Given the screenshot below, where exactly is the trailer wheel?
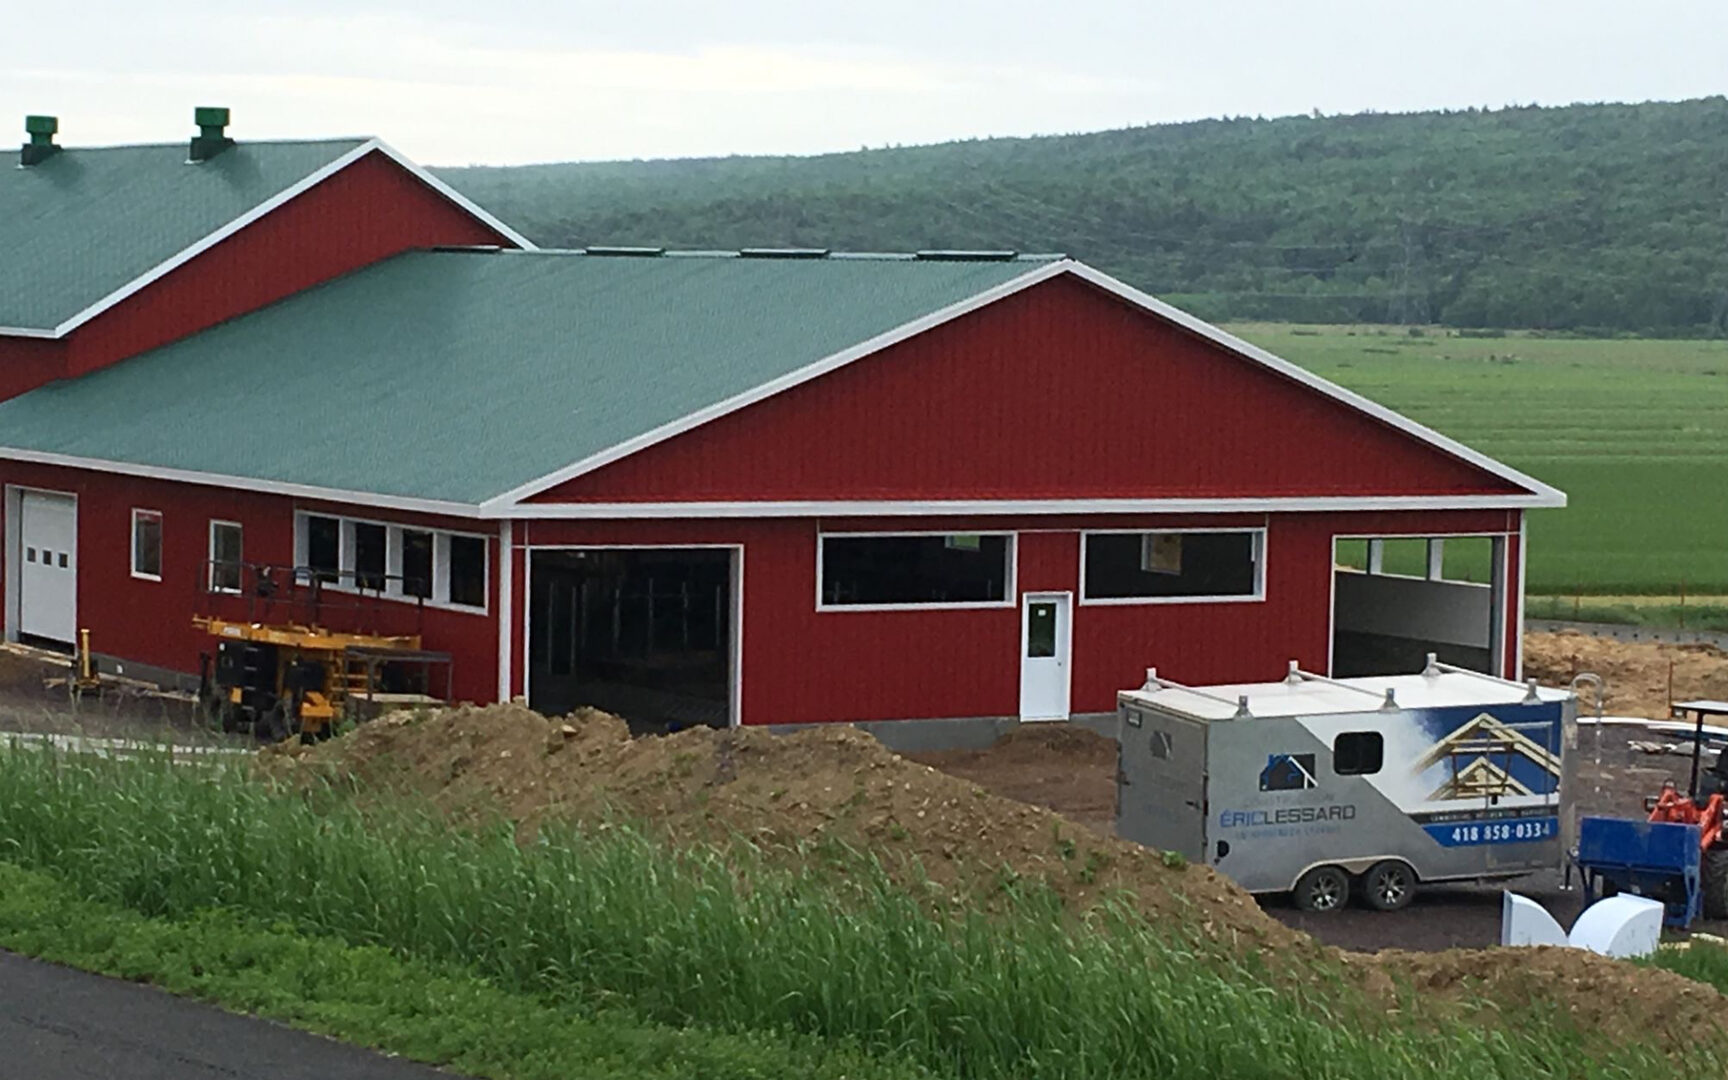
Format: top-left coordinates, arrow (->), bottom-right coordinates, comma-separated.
1360,860 -> 1417,912
1704,847 -> 1728,921
1293,865 -> 1350,913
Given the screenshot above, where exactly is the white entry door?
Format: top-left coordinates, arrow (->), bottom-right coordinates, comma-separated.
1018,591 -> 1072,721
18,491 -> 77,644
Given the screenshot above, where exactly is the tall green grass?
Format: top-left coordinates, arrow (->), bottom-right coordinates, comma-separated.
0,745 -> 1701,1080
0,860 -> 932,1080
1647,939 -> 1728,996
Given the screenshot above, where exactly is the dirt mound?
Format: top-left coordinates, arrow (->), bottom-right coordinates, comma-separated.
270,703 -> 1728,1046
1362,946 -> 1728,1048
277,704 -> 1288,946
1525,630 -> 1728,718
906,723 -> 1118,831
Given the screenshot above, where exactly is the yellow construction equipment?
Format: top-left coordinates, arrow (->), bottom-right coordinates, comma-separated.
194,615 -> 452,743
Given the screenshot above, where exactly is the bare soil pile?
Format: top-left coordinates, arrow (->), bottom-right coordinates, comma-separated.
1360,947 -> 1728,1048
906,724 -> 1118,832
1525,630 -> 1728,718
277,703 -> 1287,946
272,702 -> 1728,1046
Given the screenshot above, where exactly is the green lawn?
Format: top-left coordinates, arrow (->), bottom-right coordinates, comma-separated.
1228,325 -> 1728,594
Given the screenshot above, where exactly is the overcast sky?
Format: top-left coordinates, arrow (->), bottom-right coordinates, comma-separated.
6,0 -> 1726,166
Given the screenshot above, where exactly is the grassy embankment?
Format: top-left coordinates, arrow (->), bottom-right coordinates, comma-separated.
0,743 -> 1721,1080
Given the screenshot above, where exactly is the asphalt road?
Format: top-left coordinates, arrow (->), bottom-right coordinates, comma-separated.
0,950 -> 460,1079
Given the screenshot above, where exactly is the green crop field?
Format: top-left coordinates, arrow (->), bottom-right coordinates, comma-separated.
1227,325 -> 1728,595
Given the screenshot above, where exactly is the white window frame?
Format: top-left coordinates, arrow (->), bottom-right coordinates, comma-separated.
130,508 -> 163,582
293,510 -> 491,615
1078,527 -> 1267,606
815,530 -> 1018,613
207,519 -> 243,594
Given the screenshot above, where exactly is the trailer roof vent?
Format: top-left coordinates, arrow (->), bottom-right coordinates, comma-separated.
189,106 -> 234,162
21,115 -> 59,166
1380,687 -> 1399,711
1233,694 -> 1252,719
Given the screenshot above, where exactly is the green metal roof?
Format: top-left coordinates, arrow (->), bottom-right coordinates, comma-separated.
0,250 -> 1052,504
0,139 -> 368,331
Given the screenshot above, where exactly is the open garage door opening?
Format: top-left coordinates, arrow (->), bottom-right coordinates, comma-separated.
1331,536 -> 1506,678
527,547 -> 738,733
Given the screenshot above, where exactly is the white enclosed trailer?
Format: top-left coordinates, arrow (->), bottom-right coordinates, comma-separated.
1116,660 -> 1577,912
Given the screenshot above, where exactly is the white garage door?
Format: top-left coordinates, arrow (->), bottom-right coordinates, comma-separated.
18,491 -> 77,644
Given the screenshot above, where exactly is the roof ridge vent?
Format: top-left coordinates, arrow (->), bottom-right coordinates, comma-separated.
738,247 -> 830,259
21,115 -> 59,166
915,249 -> 1018,262
189,106 -> 234,162
584,245 -> 665,257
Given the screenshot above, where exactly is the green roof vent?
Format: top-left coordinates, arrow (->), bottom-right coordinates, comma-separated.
914,250 -> 1018,262
21,115 -> 59,167
189,106 -> 233,162
738,248 -> 831,259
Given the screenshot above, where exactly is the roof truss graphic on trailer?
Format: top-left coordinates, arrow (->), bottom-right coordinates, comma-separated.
0,138 -> 534,340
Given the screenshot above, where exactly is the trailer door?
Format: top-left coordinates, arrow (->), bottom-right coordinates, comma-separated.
1117,707 -> 1207,860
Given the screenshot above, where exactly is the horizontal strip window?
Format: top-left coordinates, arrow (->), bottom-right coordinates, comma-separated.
1081,530 -> 1264,603
293,511 -> 490,614
819,532 -> 1013,610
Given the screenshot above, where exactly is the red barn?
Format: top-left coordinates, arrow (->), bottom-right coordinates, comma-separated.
0,116 -> 1564,748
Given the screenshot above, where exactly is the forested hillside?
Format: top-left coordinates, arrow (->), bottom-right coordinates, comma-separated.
435,99 -> 1728,334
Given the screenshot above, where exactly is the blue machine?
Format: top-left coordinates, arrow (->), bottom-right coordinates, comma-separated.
1574,815 -> 1703,927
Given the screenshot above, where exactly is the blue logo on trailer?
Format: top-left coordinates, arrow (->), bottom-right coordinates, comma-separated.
1259,753 -> 1317,791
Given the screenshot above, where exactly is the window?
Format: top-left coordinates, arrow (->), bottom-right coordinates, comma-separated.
306,515 -> 340,583
1026,600 -> 1057,657
1082,531 -> 1262,602
353,522 -> 386,591
819,533 -> 1011,608
1333,732 -> 1384,776
293,512 -> 488,612
448,535 -> 486,608
208,521 -> 242,593
401,529 -> 433,599
131,509 -> 162,580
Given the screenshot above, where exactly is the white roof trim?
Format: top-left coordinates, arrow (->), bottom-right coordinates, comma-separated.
0,325 -> 57,339
486,259 -> 1564,513
0,449 -> 1549,521
10,138 -> 535,340
0,448 -> 484,519
498,495 -> 1556,520
478,259 -> 1073,511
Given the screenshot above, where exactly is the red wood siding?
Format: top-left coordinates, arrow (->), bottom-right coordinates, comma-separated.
534,274 -> 1526,504
0,463 -> 501,704
0,337 -> 67,402
0,150 -> 508,399
0,470 -> 1521,726
517,508 -> 1521,726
